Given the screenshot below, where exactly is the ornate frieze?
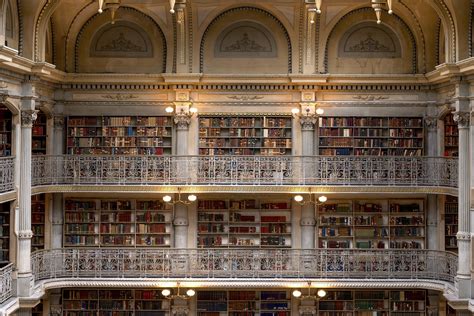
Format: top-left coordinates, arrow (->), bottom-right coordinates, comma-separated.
453,111 -> 470,128
21,109 -> 38,128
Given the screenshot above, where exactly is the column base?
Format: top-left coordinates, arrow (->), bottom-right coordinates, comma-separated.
16,273 -> 33,297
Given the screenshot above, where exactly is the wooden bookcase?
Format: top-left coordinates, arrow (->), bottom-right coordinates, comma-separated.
31,194 -> 46,251
445,196 -> 458,252
32,111 -> 47,155
197,199 -> 291,248
0,202 -> 9,266
197,290 -> 290,316
62,288 -> 170,316
318,117 -> 424,156
64,199 -> 172,247
318,199 -> 424,249
444,113 -> 458,157
0,105 -> 12,157
66,116 -> 173,155
199,115 -> 292,155
318,290 -> 426,315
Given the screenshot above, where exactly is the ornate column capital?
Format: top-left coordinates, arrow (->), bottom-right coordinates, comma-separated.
54,115 -> 65,129
21,109 -> 38,128
173,217 -> 189,226
457,231 -> 471,241
423,116 -> 438,132
174,109 -> 193,130
453,111 -> 470,128
171,304 -> 189,315
299,305 -> 317,315
300,115 -> 318,131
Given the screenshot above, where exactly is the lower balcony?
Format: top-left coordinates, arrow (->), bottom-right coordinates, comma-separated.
29,155 -> 458,195
28,248 -> 457,297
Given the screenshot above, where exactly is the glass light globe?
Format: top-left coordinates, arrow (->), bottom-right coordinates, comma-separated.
316,108 -> 324,115
189,107 -> 198,114
188,194 -> 197,202
161,289 -> 171,297
318,196 -> 328,203
317,289 -> 327,298
186,289 -> 196,297
165,106 -> 174,113
292,290 -> 302,298
291,108 -> 300,115
294,195 -> 304,202
163,195 -> 172,203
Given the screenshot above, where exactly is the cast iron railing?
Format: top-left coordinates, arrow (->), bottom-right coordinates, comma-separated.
0,263 -> 13,303
0,157 -> 14,193
31,155 -> 458,188
31,248 -> 457,286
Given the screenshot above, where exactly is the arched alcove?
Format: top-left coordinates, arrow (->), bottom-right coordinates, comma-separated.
75,7 -> 166,73
200,7 -> 291,74
325,8 -> 416,74
4,0 -> 18,50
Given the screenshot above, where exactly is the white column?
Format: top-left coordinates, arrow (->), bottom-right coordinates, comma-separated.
299,111 -> 317,249
17,108 -> 38,297
453,111 -> 470,296
424,116 -> 439,250
51,115 -> 64,249
173,103 -> 192,249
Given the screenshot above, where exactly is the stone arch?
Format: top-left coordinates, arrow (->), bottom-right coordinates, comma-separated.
34,0 -> 60,61
428,0 -> 456,62
436,18 -> 447,65
200,6 -> 292,74
1,99 -> 20,115
4,0 -> 19,50
470,1 -> 474,57
74,7 -> 166,73
324,7 -> 417,74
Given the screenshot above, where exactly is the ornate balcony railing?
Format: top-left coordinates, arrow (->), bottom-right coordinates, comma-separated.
0,157 -> 14,193
0,263 -> 13,303
31,155 -> 458,188
31,248 -> 457,286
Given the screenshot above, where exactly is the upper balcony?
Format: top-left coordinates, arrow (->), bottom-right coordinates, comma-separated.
25,155 -> 458,195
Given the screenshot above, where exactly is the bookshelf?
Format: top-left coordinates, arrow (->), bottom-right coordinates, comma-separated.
199,115 -> 292,155
197,290 -> 290,316
64,199 -> 172,247
318,117 -> 424,156
318,290 -> 426,315
31,194 -> 46,251
67,116 -> 173,155
317,199 -> 424,249
0,105 -> 12,157
444,113 -> 458,157
0,202 -> 9,266
32,111 -> 47,155
197,199 -> 292,248
445,196 -> 458,252
62,288 -> 170,316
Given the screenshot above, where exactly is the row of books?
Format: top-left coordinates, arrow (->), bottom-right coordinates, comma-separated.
199,117 -> 291,128
69,127 -> 170,137
68,116 -> 171,127
67,147 -> 168,155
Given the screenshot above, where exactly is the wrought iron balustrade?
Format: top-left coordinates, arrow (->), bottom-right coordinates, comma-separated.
31,248 -> 457,286
0,263 -> 13,303
31,155 -> 458,188
0,157 -> 14,193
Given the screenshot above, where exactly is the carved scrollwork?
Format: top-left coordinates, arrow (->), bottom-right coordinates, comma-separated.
21,110 -> 38,128
299,115 -> 317,131
174,110 -> 193,130
453,111 -> 470,128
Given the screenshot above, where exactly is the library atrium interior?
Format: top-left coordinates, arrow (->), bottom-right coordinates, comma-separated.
0,0 -> 473,315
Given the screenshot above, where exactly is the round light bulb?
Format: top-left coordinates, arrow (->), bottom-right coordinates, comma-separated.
318,196 -> 327,203
162,289 -> 171,297
165,106 -> 174,113
189,107 -> 198,114
294,195 -> 304,203
188,194 -> 197,202
317,289 -> 327,298
186,289 -> 196,297
98,8 -> 103,13
316,108 -> 324,115
291,108 -> 300,115
163,195 -> 172,203
292,290 -> 302,298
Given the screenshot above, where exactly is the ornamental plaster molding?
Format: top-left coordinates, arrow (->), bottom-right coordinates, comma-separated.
299,115 -> 317,131
35,278 -> 453,294
101,94 -> 139,101
173,111 -> 192,129
227,95 -> 264,101
453,111 -> 470,128
353,95 -> 389,101
21,110 -> 38,128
